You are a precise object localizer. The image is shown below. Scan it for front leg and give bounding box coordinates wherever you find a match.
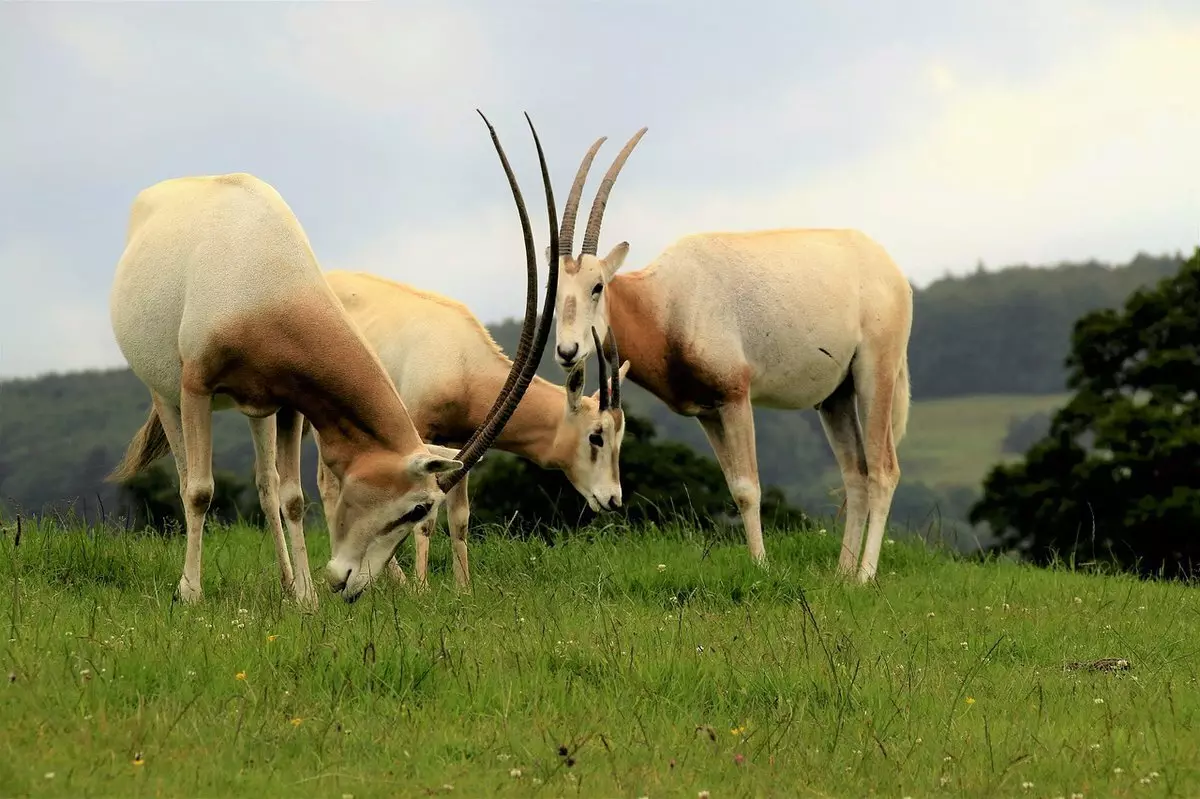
[697,396,766,566]
[445,472,471,588]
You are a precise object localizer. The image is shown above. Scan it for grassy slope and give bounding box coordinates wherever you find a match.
[1,519,1195,798]
[898,393,1070,490]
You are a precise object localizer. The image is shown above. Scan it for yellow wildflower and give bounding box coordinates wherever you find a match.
[291,717,303,727]
[235,671,246,681]
[267,634,278,642]
[965,697,976,705]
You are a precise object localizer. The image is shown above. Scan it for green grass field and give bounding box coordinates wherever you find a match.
[897,393,1071,490]
[2,516,1195,798]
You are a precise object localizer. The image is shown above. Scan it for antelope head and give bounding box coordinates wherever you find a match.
[550,128,647,373]
[557,327,631,512]
[325,110,560,602]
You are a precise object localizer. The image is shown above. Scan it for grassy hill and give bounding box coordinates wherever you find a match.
[1,519,1194,796]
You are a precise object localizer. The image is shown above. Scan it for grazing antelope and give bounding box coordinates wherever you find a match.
[308,269,630,589]
[106,111,561,606]
[550,131,913,583]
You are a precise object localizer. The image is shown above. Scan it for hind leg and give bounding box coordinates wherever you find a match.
[246,415,296,596]
[276,409,318,610]
[817,376,870,578]
[850,348,902,583]
[174,388,215,603]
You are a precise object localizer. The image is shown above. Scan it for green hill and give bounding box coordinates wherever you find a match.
[0,250,1185,545]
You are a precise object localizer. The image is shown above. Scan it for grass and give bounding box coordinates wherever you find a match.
[898,393,1071,490]
[1,515,1196,798]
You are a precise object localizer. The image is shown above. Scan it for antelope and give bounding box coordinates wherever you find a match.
[106,111,561,607]
[306,270,630,589]
[550,130,913,583]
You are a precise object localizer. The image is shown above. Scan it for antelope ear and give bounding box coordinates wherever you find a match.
[565,366,586,412]
[544,245,554,266]
[407,453,463,478]
[617,359,631,383]
[602,242,629,279]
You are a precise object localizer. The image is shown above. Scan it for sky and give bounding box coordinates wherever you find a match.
[1,0,1198,379]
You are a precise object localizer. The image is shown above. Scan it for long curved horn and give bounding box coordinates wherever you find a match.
[560,136,607,261]
[580,127,647,257]
[449,109,540,466]
[591,327,609,411]
[438,111,560,491]
[607,329,622,410]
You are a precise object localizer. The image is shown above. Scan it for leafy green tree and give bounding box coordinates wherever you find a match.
[466,412,808,536]
[970,249,1200,578]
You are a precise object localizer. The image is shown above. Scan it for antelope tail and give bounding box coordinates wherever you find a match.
[106,402,171,483]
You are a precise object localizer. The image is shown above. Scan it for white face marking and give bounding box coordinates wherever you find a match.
[553,243,627,372]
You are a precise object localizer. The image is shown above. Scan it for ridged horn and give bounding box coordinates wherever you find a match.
[580,127,647,257]
[607,329,622,410]
[560,136,607,262]
[591,327,609,412]
[437,111,560,491]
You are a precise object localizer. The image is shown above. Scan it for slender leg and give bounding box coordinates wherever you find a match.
[151,392,190,529]
[276,409,318,610]
[851,350,902,583]
[697,396,766,566]
[177,388,215,603]
[817,376,871,578]
[246,415,296,594]
[445,473,471,588]
[413,514,434,592]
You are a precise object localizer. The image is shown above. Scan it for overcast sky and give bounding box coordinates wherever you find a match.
[2,0,1198,379]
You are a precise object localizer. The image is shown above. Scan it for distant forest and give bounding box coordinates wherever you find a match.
[0,251,1186,536]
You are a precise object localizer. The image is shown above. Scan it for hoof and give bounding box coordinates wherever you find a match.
[178,577,203,604]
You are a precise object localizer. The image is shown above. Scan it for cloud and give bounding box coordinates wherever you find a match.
[2,1,1199,378]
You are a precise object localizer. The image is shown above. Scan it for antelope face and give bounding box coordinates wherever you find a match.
[560,362,630,512]
[552,244,628,372]
[324,449,461,602]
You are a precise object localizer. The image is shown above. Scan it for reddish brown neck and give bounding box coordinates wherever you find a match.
[462,358,565,469]
[265,299,428,477]
[605,272,673,401]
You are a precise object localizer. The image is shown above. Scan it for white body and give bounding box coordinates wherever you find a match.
[556,226,912,582]
[108,173,476,607]
[315,269,628,588]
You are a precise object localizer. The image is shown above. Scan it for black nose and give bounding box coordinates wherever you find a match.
[557,342,579,364]
[328,569,350,593]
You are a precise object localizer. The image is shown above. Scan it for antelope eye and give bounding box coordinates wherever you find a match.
[591,283,603,297]
[589,432,604,448]
[398,502,432,524]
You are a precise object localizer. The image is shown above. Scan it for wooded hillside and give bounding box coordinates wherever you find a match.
[0,251,1185,544]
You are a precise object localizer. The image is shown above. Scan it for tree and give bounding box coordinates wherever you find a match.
[466,412,808,536]
[970,249,1200,579]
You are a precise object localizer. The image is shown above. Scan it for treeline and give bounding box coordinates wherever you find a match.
[0,251,1186,533]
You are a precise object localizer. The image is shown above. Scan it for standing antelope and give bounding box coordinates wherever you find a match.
[550,131,913,583]
[308,269,630,589]
[106,111,561,607]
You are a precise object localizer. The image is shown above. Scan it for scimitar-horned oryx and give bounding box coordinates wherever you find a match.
[106,111,561,606]
[549,129,913,583]
[306,269,629,589]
